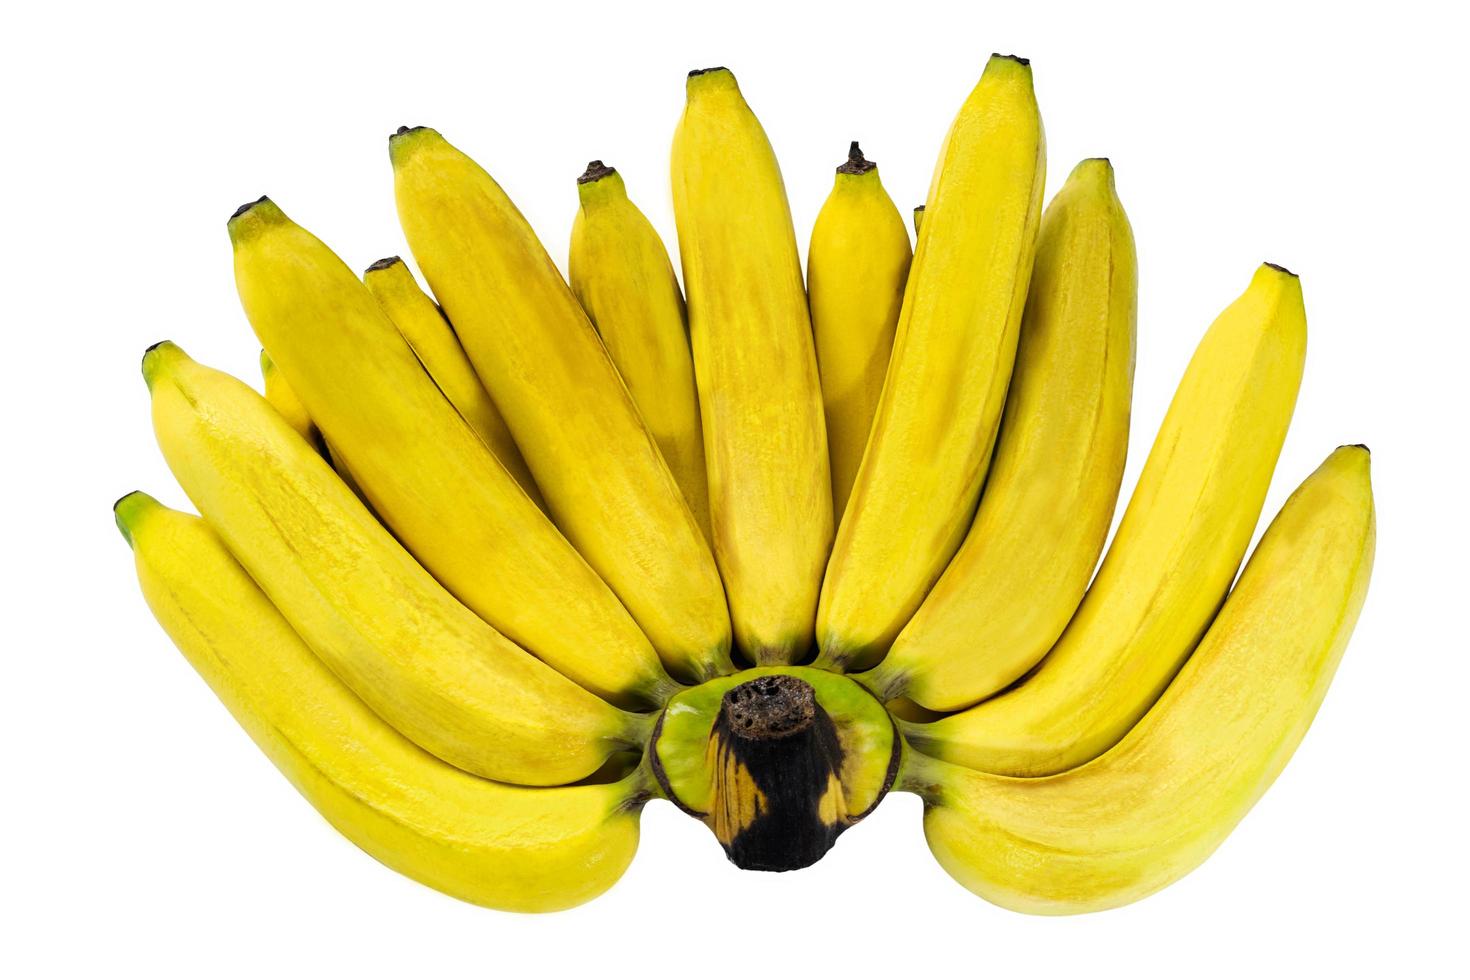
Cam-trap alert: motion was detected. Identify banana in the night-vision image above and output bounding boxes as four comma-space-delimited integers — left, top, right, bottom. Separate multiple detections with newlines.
862, 159, 1136, 710
361, 255, 544, 510
392, 127, 732, 683
259, 349, 318, 445
116, 493, 644, 912
671, 67, 834, 664
568, 161, 711, 541
229, 199, 673, 708
906, 263, 1307, 775
815, 55, 1045, 670
912, 205, 925, 235
807, 142, 913, 520
142, 342, 651, 783
905, 445, 1374, 914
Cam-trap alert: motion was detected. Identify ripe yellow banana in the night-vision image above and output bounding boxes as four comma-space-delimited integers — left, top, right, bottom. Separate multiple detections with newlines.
361, 255, 544, 510
116, 493, 644, 912
907, 263, 1307, 775
863, 158, 1136, 711
671, 67, 834, 664
807, 142, 913, 521
229, 199, 672, 707
568, 161, 711, 541
392, 127, 732, 683
816, 55, 1045, 670
143, 342, 651, 783
906, 445, 1374, 914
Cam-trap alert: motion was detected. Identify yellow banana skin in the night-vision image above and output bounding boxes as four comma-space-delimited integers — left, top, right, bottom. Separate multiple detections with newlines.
908, 263, 1307, 775
568, 162, 712, 542
116, 494, 643, 913
392, 127, 732, 683
912, 205, 925, 236
908, 445, 1375, 915
816, 55, 1046, 670
143, 342, 648, 784
864, 158, 1136, 711
808, 142, 913, 521
362, 256, 545, 510
671, 67, 834, 664
229, 199, 672, 708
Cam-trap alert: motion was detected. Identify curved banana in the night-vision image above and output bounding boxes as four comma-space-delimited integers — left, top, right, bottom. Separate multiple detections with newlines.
807, 142, 913, 521
863, 158, 1136, 710
906, 263, 1307, 775
142, 342, 650, 784
229, 200, 672, 708
361, 255, 544, 510
816, 55, 1045, 670
671, 67, 834, 664
392, 127, 731, 683
568, 161, 711, 541
116, 493, 644, 913
906, 445, 1374, 914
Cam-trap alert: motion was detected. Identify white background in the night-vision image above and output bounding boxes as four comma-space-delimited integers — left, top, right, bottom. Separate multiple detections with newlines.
4, 1, 1467, 976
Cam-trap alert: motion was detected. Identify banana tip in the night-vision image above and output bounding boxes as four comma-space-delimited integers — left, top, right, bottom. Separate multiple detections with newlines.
577, 160, 617, 185
991, 52, 1031, 67
1263, 261, 1299, 278
229, 195, 270, 221
141, 340, 179, 390
113, 490, 156, 548
836, 141, 877, 176
365, 256, 403, 274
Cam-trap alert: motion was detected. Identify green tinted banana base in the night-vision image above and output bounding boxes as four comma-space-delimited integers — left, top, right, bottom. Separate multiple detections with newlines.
650, 667, 900, 871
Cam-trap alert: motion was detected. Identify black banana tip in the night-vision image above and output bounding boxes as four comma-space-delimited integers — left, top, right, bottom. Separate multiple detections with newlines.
1347, 443, 1371, 454
366, 256, 403, 273
230, 195, 269, 220
993, 53, 1031, 66
688, 66, 728, 77
1263, 261, 1299, 278
392, 125, 427, 140
578, 160, 617, 184
837, 141, 876, 175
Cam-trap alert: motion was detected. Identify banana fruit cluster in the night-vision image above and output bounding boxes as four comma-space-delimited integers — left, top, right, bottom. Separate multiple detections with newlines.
117, 54, 1374, 914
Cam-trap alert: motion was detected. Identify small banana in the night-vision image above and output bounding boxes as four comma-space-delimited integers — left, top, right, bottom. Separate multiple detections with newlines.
905, 445, 1374, 914
361, 255, 544, 510
230, 199, 671, 708
392, 127, 732, 683
671, 67, 834, 664
863, 158, 1136, 711
568, 161, 711, 541
807, 142, 913, 520
143, 342, 651, 783
116, 493, 645, 913
816, 55, 1046, 670
906, 263, 1307, 775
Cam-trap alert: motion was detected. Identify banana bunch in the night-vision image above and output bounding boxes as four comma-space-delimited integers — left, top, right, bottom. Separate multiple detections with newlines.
117, 54, 1374, 915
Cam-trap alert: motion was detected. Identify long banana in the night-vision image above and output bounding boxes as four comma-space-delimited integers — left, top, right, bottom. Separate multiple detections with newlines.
568, 161, 711, 541
905, 445, 1374, 914
906, 263, 1307, 775
361, 255, 544, 510
392, 127, 732, 682
807, 142, 913, 521
229, 200, 672, 707
116, 493, 644, 912
815, 55, 1045, 670
142, 342, 650, 784
863, 158, 1136, 710
671, 67, 833, 664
